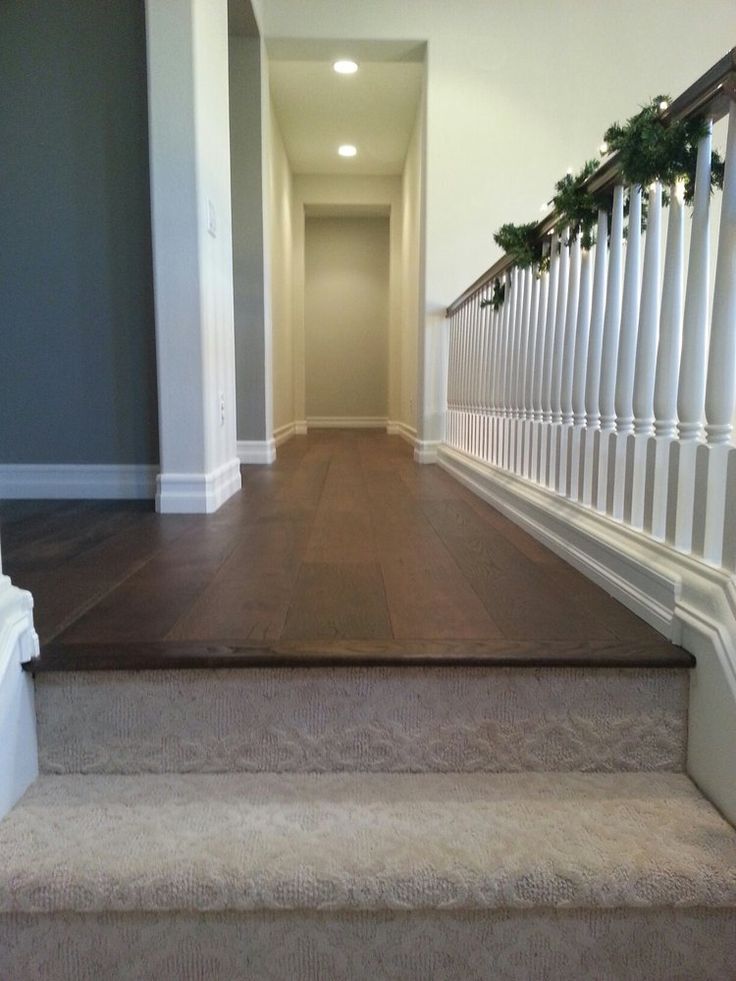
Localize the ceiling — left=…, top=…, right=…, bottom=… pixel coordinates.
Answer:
left=268, top=45, right=424, bottom=177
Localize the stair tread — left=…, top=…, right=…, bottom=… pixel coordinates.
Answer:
left=1, top=772, right=734, bottom=915
left=28, top=637, right=694, bottom=671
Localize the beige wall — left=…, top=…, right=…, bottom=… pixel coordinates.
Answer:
left=291, top=175, right=406, bottom=429
left=304, top=217, right=390, bottom=421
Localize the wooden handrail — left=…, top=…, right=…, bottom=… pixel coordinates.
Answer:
left=447, top=48, right=736, bottom=318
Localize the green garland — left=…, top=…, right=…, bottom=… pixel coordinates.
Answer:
left=493, top=222, right=545, bottom=269
left=480, top=278, right=506, bottom=311
left=551, top=159, right=603, bottom=248
left=603, top=96, right=724, bottom=204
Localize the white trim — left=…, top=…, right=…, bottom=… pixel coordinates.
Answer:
left=414, top=439, right=440, bottom=463
left=294, top=421, right=308, bottom=436
left=0, top=464, right=158, bottom=500
left=306, top=416, right=388, bottom=429
left=387, top=421, right=418, bottom=448
left=0, top=576, right=39, bottom=820
left=437, top=443, right=736, bottom=824
left=156, top=456, right=242, bottom=514
left=237, top=440, right=276, bottom=465
left=274, top=423, right=296, bottom=447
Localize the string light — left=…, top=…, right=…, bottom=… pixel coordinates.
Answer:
left=599, top=141, right=609, bottom=156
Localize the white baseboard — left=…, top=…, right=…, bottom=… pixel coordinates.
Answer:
left=273, top=423, right=297, bottom=447
left=437, top=443, right=736, bottom=825
left=387, top=421, right=418, bottom=448
left=237, top=439, right=276, bottom=465
left=0, top=463, right=158, bottom=500
left=294, top=421, right=308, bottom=436
left=156, top=456, right=242, bottom=514
left=306, top=417, right=388, bottom=429
left=414, top=440, right=441, bottom=464
left=0, top=577, right=38, bottom=820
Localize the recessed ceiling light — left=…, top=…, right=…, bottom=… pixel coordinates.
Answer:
left=333, top=60, right=358, bottom=75
left=338, top=144, right=357, bottom=157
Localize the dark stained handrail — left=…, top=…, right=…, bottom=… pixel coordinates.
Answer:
left=446, top=48, right=736, bottom=318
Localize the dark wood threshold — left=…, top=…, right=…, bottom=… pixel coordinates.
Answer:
left=26, top=639, right=695, bottom=672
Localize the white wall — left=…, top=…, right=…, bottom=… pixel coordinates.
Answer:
left=146, top=0, right=241, bottom=511
left=258, top=0, right=736, bottom=443
left=267, top=101, right=296, bottom=434
left=305, top=217, right=390, bottom=421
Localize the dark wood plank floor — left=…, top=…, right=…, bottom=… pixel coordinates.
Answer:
left=0, top=431, right=678, bottom=664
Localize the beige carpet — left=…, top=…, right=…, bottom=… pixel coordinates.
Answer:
left=1, top=772, right=734, bottom=915
left=35, top=666, right=688, bottom=773
left=2, top=908, right=735, bottom=981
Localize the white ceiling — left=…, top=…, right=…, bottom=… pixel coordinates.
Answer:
left=268, top=53, right=423, bottom=176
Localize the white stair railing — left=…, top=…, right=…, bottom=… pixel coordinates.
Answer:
left=445, top=50, right=736, bottom=575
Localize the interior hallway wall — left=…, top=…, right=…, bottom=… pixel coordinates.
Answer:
left=268, top=103, right=296, bottom=434
left=304, top=217, right=390, bottom=422
left=259, top=0, right=736, bottom=446
left=0, top=0, right=158, bottom=465
left=230, top=35, right=268, bottom=443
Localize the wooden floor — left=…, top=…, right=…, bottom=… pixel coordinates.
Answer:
left=0, top=431, right=677, bottom=665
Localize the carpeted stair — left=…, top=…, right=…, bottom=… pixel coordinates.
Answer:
left=1, top=654, right=735, bottom=979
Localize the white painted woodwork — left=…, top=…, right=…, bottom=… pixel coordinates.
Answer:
left=598, top=186, right=625, bottom=432
left=561, top=236, right=582, bottom=426
left=677, top=127, right=713, bottom=442
left=653, top=182, right=686, bottom=439
left=633, top=183, right=663, bottom=437
left=614, top=186, right=643, bottom=436
left=584, top=211, right=609, bottom=430
left=550, top=232, right=570, bottom=426
left=705, top=102, right=736, bottom=447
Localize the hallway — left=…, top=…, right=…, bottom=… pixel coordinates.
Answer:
left=0, top=432, right=674, bottom=664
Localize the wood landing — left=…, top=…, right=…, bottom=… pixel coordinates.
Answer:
left=0, top=431, right=683, bottom=670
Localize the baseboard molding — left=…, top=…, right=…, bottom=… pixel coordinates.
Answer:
left=437, top=443, right=736, bottom=824
left=0, top=463, right=158, bottom=500
left=156, top=457, right=242, bottom=514
left=306, top=417, right=388, bottom=430
left=387, top=421, right=418, bottom=448
left=237, top=440, right=276, bottom=465
left=294, top=421, right=308, bottom=436
left=0, top=577, right=38, bottom=820
left=414, top=440, right=441, bottom=464
left=273, top=423, right=298, bottom=447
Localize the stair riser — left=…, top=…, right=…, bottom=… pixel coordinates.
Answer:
left=1, top=909, right=733, bottom=981
left=35, top=667, right=688, bottom=774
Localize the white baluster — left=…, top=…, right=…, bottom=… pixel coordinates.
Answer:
left=521, top=270, right=541, bottom=477
left=595, top=184, right=625, bottom=512
left=570, top=242, right=594, bottom=500
left=556, top=234, right=581, bottom=493
left=705, top=102, right=736, bottom=448
left=447, top=311, right=457, bottom=446
left=670, top=127, right=712, bottom=551
left=514, top=267, right=534, bottom=472
left=648, top=181, right=685, bottom=539
left=701, top=101, right=736, bottom=566
left=581, top=210, right=609, bottom=506
left=538, top=238, right=561, bottom=483
left=530, top=264, right=550, bottom=481
left=627, top=182, right=662, bottom=528
left=562, top=235, right=583, bottom=427
left=610, top=184, right=642, bottom=519
left=550, top=231, right=571, bottom=426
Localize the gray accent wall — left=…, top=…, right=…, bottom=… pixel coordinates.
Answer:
left=229, top=36, right=267, bottom=442
left=0, top=0, right=159, bottom=465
